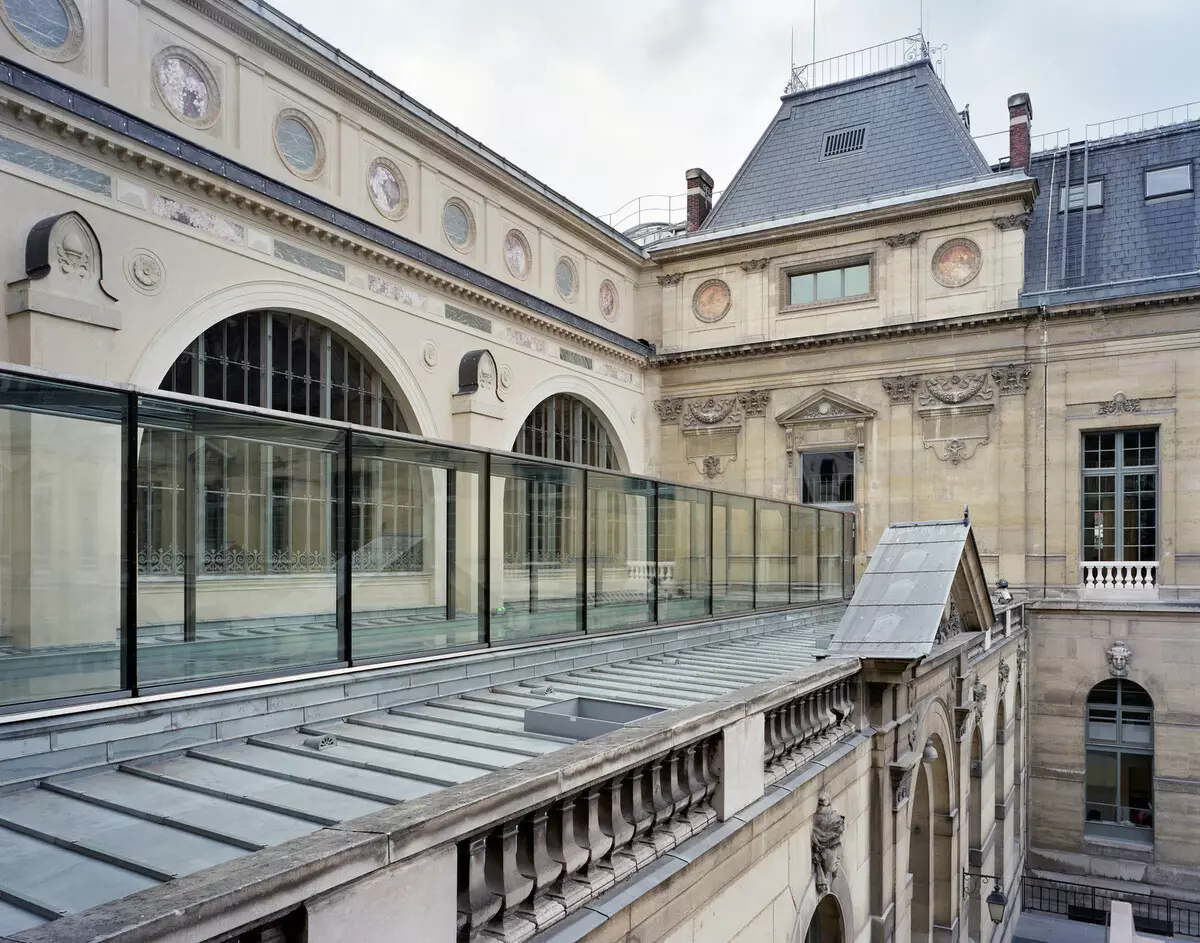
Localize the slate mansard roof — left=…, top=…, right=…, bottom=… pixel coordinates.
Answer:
left=702, top=59, right=994, bottom=233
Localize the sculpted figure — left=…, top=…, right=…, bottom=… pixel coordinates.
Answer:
left=811, top=791, right=846, bottom=893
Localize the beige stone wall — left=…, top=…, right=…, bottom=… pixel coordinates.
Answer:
left=1028, top=604, right=1200, bottom=887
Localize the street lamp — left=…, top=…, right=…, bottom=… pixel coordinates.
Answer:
left=962, top=872, right=1007, bottom=926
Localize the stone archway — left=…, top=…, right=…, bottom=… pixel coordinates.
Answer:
left=910, top=761, right=933, bottom=943
left=968, top=727, right=984, bottom=942
left=804, top=892, right=845, bottom=943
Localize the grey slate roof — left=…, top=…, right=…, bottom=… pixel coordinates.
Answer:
left=827, top=521, right=993, bottom=659
left=702, top=60, right=993, bottom=233
left=0, top=607, right=845, bottom=935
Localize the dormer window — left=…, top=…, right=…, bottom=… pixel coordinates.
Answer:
left=822, top=126, right=866, bottom=159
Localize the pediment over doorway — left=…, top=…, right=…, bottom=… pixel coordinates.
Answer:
left=827, top=516, right=995, bottom=660
left=775, top=389, right=875, bottom=425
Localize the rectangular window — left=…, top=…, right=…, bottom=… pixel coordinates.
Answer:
left=1059, top=180, right=1103, bottom=212
left=1145, top=163, right=1193, bottom=199
left=786, top=262, right=871, bottom=308
left=1081, top=428, right=1157, bottom=562
left=801, top=451, right=854, bottom=509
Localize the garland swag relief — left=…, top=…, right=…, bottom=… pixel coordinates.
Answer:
left=654, top=389, right=770, bottom=478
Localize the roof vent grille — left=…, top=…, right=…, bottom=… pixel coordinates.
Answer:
left=822, top=126, right=867, bottom=158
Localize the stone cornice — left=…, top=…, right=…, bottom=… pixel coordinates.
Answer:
left=0, top=66, right=650, bottom=367
left=653, top=291, right=1200, bottom=367
left=648, top=178, right=1038, bottom=263
left=177, top=0, right=649, bottom=267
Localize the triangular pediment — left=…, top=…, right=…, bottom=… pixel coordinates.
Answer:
left=827, top=519, right=996, bottom=660
left=776, top=389, right=875, bottom=425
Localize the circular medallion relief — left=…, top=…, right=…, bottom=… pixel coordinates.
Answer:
left=931, top=238, right=982, bottom=288
left=124, top=249, right=165, bottom=295
left=367, top=157, right=408, bottom=220
left=421, top=341, right=439, bottom=370
left=598, top=279, right=618, bottom=321
left=153, top=47, right=221, bottom=129
left=442, top=197, right=476, bottom=251
left=499, top=364, right=513, bottom=390
left=1, top=0, right=84, bottom=61
left=555, top=257, right=578, bottom=301
left=503, top=229, right=531, bottom=279
left=692, top=278, right=732, bottom=322
left=274, top=109, right=325, bottom=180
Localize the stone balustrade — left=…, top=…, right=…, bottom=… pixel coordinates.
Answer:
left=1080, top=560, right=1159, bottom=592
left=763, top=677, right=856, bottom=785
left=626, top=560, right=676, bottom=583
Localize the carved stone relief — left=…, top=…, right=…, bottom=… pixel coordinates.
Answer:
left=920, top=373, right=994, bottom=407
left=124, top=249, right=164, bottom=295
left=998, top=662, right=1010, bottom=698
left=1099, top=392, right=1140, bottom=415
left=456, top=349, right=502, bottom=404
left=1107, top=640, right=1132, bottom=678
left=654, top=398, right=684, bottom=424
left=993, top=213, right=1032, bottom=231
left=884, top=232, right=921, bottom=248
left=918, top=372, right=995, bottom=466
left=935, top=599, right=964, bottom=645
left=682, top=395, right=744, bottom=430
left=738, top=389, right=769, bottom=418
left=656, top=273, right=683, bottom=287
left=991, top=363, right=1031, bottom=396
left=739, top=257, right=770, bottom=272
left=811, top=792, right=845, bottom=894
left=881, top=376, right=920, bottom=405
left=17, top=212, right=119, bottom=327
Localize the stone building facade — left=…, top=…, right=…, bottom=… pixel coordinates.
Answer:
left=0, top=0, right=1197, bottom=940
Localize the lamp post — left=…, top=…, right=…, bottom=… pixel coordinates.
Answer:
left=962, top=871, right=1007, bottom=926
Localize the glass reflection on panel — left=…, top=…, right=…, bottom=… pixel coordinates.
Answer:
left=819, top=510, right=844, bottom=600
left=790, top=506, right=819, bottom=604
left=586, top=472, right=653, bottom=632
left=714, top=494, right=755, bottom=614
left=493, top=456, right=584, bottom=642
left=755, top=500, right=789, bottom=608
left=658, top=485, right=711, bottom=623
left=349, top=434, right=485, bottom=661
left=136, top=398, right=344, bottom=688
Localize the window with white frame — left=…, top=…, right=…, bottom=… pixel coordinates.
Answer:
left=1145, top=163, right=1193, bottom=199
left=1059, top=180, right=1103, bottom=212
left=1081, top=428, right=1157, bottom=563
left=785, top=262, right=871, bottom=308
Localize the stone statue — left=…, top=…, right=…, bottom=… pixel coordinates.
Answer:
left=811, top=791, right=846, bottom=893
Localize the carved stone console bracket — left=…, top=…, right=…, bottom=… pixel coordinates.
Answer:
left=739, top=258, right=770, bottom=272
left=881, top=376, right=920, bottom=405
left=884, top=231, right=921, bottom=248
left=656, top=272, right=684, bottom=286
left=890, top=761, right=916, bottom=812
left=993, top=213, right=1032, bottom=231
left=991, top=363, right=1031, bottom=396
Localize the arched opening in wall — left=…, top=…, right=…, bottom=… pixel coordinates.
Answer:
left=1014, top=682, right=1024, bottom=859
left=968, top=727, right=984, bottom=942
left=805, top=892, right=845, bottom=943
left=909, top=762, right=932, bottom=943
left=498, top=393, right=645, bottom=639
left=1085, top=679, right=1154, bottom=844
left=136, top=310, right=439, bottom=682
left=928, top=732, right=954, bottom=940
left=995, top=699, right=1007, bottom=882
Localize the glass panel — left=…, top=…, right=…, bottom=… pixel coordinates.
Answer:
left=843, top=264, right=870, bottom=297
left=713, top=494, right=754, bottom=614
left=492, top=455, right=583, bottom=642
left=789, top=273, right=815, bottom=306
left=658, top=485, right=711, bottom=623
left=1082, top=473, right=1116, bottom=562
left=1123, top=472, right=1157, bottom=561
left=350, top=435, right=484, bottom=660
left=801, top=451, right=854, bottom=506
left=819, top=510, right=844, bottom=599
left=136, top=397, right=344, bottom=688
left=1087, top=706, right=1118, bottom=742
left=815, top=269, right=842, bottom=301
left=1083, top=432, right=1116, bottom=469
left=843, top=513, right=855, bottom=598
left=755, top=500, right=789, bottom=608
left=0, top=375, right=127, bottom=708
left=586, top=473, right=653, bottom=632
left=1085, top=749, right=1119, bottom=823
left=1146, top=164, right=1192, bottom=198
left=1123, top=753, right=1154, bottom=828
left=790, top=505, right=819, bottom=604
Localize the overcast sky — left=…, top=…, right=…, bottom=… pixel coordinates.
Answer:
left=273, top=0, right=1198, bottom=221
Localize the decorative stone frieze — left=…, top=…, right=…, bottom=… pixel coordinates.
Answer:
left=1099, top=392, right=1140, bottom=415
left=881, top=375, right=920, bottom=405
left=920, top=373, right=994, bottom=407
left=991, top=362, right=1032, bottom=396
left=884, top=231, right=921, bottom=248
left=682, top=394, right=744, bottom=430
left=1107, top=640, right=1132, bottom=678
left=993, top=213, right=1032, bottom=231
left=811, top=792, right=846, bottom=894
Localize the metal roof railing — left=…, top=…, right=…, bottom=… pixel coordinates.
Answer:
left=783, top=33, right=936, bottom=95
left=1087, top=100, right=1200, bottom=141
left=599, top=190, right=723, bottom=246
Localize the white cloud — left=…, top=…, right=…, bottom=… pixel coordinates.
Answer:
left=272, top=0, right=1200, bottom=218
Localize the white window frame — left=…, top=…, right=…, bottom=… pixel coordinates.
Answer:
left=1145, top=163, right=1193, bottom=200
left=1059, top=180, right=1103, bottom=212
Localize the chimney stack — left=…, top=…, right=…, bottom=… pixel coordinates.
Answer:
left=685, top=168, right=714, bottom=232
left=1007, top=93, right=1033, bottom=175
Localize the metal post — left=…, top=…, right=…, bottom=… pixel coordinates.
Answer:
left=816, top=510, right=822, bottom=603
left=122, top=391, right=139, bottom=696
left=707, top=492, right=715, bottom=616
left=481, top=453, right=491, bottom=646
left=1080, top=138, right=1090, bottom=283
left=651, top=482, right=660, bottom=624
left=1060, top=142, right=1071, bottom=283
left=184, top=427, right=199, bottom=644
left=445, top=468, right=456, bottom=622
left=339, top=430, right=353, bottom=664
left=751, top=499, right=758, bottom=611
left=579, top=469, right=588, bottom=634
left=1043, top=147, right=1057, bottom=291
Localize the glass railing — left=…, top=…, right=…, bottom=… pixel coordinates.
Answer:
left=0, top=367, right=855, bottom=712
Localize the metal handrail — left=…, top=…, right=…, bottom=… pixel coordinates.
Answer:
left=1023, top=874, right=1200, bottom=938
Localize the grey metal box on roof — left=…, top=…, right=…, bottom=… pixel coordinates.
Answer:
left=524, top=698, right=666, bottom=741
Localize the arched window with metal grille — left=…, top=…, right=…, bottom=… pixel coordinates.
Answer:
left=1085, top=678, right=1154, bottom=841
left=138, top=311, right=422, bottom=576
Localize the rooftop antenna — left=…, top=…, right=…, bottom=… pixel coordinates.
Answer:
left=812, top=0, right=817, bottom=66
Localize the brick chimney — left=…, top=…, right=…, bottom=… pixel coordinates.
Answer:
left=685, top=168, right=714, bottom=232
left=1008, top=93, right=1033, bottom=175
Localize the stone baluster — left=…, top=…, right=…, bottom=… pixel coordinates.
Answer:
left=546, top=795, right=590, bottom=914
left=623, top=765, right=659, bottom=867
left=598, top=776, right=637, bottom=883
left=482, top=822, right=534, bottom=936
left=513, top=810, right=563, bottom=931
left=457, top=834, right=501, bottom=937
left=575, top=784, right=616, bottom=895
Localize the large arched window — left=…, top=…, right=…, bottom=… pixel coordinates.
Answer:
left=504, top=394, right=620, bottom=570
left=139, top=311, right=421, bottom=576
left=1085, top=679, right=1154, bottom=840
